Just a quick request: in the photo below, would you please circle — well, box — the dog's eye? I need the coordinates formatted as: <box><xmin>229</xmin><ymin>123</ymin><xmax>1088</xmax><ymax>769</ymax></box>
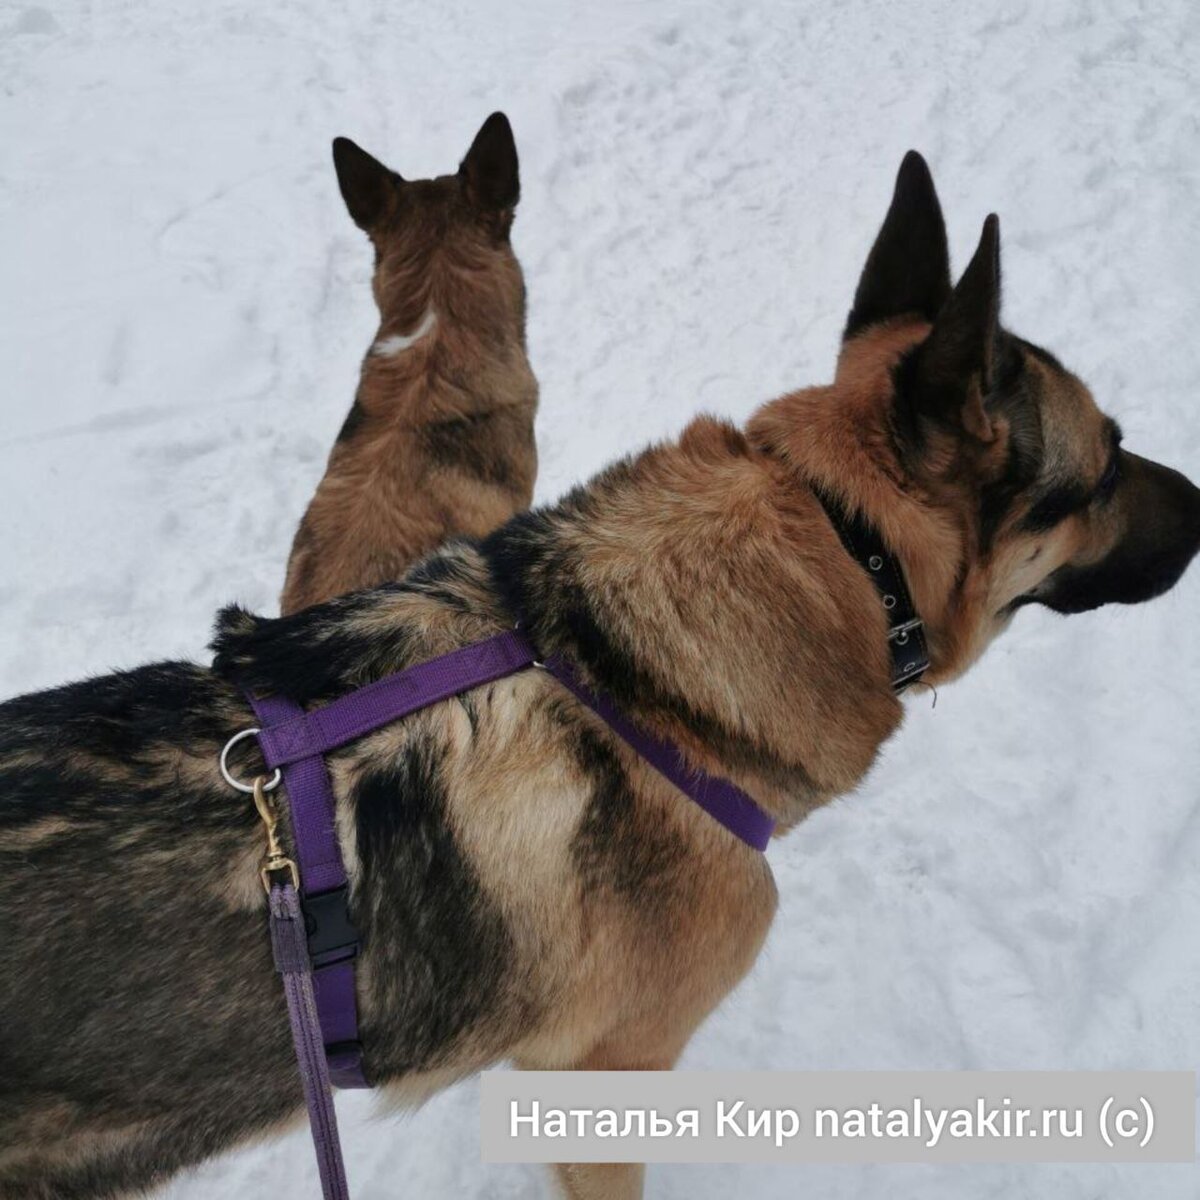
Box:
<box><xmin>1095</xmin><ymin>455</ymin><xmax>1120</xmax><ymax>502</ymax></box>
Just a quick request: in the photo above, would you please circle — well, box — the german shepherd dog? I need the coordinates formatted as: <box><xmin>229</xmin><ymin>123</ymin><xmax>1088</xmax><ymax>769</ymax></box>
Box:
<box><xmin>1</xmin><ymin>154</ymin><xmax>1197</xmax><ymax>1200</ymax></box>
<box><xmin>280</xmin><ymin>112</ymin><xmax>538</xmax><ymax>615</ymax></box>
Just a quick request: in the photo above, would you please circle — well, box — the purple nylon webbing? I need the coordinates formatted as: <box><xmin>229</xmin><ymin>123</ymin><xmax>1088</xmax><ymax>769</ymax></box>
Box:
<box><xmin>257</xmin><ymin>631</ymin><xmax>537</xmax><ymax>768</ymax></box>
<box><xmin>249</xmin><ymin>690</ymin><xmax>347</xmax><ymax>895</ymax></box>
<box><xmin>247</xmin><ymin>688</ymin><xmax>368</xmax><ymax>1091</ymax></box>
<box><xmin>542</xmin><ymin>655</ymin><xmax>777</xmax><ymax>853</ymax></box>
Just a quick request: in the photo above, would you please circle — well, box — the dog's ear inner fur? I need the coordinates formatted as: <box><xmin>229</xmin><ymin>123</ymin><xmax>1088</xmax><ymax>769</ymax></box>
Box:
<box><xmin>898</xmin><ymin>214</ymin><xmax>1003</xmax><ymax>444</ymax></box>
<box><xmin>332</xmin><ymin>137</ymin><xmax>399</xmax><ymax>232</ymax></box>
<box><xmin>844</xmin><ymin>150</ymin><xmax>952</xmax><ymax>340</ymax></box>
<box><xmin>459</xmin><ymin>112</ymin><xmax>519</xmax><ymax>212</ymax></box>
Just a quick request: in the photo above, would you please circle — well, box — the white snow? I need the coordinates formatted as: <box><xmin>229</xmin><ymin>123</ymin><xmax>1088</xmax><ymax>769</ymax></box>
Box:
<box><xmin>1</xmin><ymin>1</ymin><xmax>1198</xmax><ymax>1197</ymax></box>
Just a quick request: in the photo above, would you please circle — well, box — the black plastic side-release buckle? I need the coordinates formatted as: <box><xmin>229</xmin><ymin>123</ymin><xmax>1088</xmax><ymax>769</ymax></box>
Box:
<box><xmin>301</xmin><ymin>884</ymin><xmax>360</xmax><ymax>964</ymax></box>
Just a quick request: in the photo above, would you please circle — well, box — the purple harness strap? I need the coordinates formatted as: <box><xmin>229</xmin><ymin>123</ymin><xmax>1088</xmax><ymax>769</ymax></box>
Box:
<box><xmin>542</xmin><ymin>653</ymin><xmax>776</xmax><ymax>852</ymax></box>
<box><xmin>251</xmin><ymin>630</ymin><xmax>774</xmax><ymax>851</ymax></box>
<box><xmin>241</xmin><ymin>628</ymin><xmax>774</xmax><ymax>1197</ymax></box>
<box><xmin>247</xmin><ymin>687</ymin><xmax>369</xmax><ymax>1091</ymax></box>
<box><xmin>255</xmin><ymin>631</ymin><xmax>538</xmax><ymax>768</ymax></box>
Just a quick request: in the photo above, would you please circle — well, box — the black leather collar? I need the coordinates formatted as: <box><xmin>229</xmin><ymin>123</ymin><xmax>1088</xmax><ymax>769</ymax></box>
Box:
<box><xmin>813</xmin><ymin>490</ymin><xmax>930</xmax><ymax>691</ymax></box>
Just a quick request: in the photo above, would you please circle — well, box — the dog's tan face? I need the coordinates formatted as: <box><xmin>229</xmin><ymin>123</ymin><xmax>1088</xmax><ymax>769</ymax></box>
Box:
<box><xmin>331</xmin><ymin>112</ymin><xmax>523</xmax><ymax>323</ymax></box>
<box><xmin>758</xmin><ymin>153</ymin><xmax>1200</xmax><ymax>680</ymax></box>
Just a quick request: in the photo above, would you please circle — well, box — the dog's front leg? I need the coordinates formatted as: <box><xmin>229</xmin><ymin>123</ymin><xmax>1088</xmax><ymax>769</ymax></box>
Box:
<box><xmin>551</xmin><ymin>1160</ymin><xmax>645</xmax><ymax>1200</ymax></box>
<box><xmin>519</xmin><ymin>1029</ymin><xmax>694</xmax><ymax>1200</ymax></box>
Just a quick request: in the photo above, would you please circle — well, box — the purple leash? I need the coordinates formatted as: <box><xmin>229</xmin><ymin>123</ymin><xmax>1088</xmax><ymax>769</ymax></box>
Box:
<box><xmin>223</xmin><ymin>628</ymin><xmax>775</xmax><ymax>1199</ymax></box>
<box><xmin>268</xmin><ymin>882</ymin><xmax>350</xmax><ymax>1200</ymax></box>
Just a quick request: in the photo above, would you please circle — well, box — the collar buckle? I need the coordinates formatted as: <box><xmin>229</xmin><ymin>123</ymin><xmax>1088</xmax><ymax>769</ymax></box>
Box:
<box><xmin>888</xmin><ymin>616</ymin><xmax>924</xmax><ymax>645</ymax></box>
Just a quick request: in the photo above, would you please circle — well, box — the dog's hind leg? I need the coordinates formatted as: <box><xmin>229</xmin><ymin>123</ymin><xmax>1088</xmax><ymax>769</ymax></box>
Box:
<box><xmin>553</xmin><ymin>1161</ymin><xmax>645</xmax><ymax>1200</ymax></box>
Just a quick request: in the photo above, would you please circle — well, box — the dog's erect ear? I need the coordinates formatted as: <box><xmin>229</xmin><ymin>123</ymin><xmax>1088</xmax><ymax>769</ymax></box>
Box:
<box><xmin>845</xmin><ymin>151</ymin><xmax>952</xmax><ymax>341</ymax></box>
<box><xmin>903</xmin><ymin>214</ymin><xmax>1002</xmax><ymax>442</ymax></box>
<box><xmin>460</xmin><ymin>112</ymin><xmax>519</xmax><ymax>212</ymax></box>
<box><xmin>332</xmin><ymin>137</ymin><xmax>399</xmax><ymax>232</ymax></box>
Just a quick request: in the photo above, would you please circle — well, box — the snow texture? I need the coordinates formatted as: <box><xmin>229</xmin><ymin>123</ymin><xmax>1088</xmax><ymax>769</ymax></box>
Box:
<box><xmin>2</xmin><ymin>1</ymin><xmax>1198</xmax><ymax>1197</ymax></box>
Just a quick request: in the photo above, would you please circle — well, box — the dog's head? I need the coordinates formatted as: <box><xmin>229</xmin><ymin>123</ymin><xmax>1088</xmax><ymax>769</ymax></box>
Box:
<box><xmin>752</xmin><ymin>152</ymin><xmax>1199</xmax><ymax>678</ymax></box>
<box><xmin>331</xmin><ymin>112</ymin><xmax>524</xmax><ymax>325</ymax></box>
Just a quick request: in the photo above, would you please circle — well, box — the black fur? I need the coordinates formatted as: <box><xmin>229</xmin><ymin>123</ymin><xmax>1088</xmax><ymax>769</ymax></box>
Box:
<box><xmin>332</xmin><ymin>136</ymin><xmax>399</xmax><ymax>232</ymax></box>
<box><xmin>420</xmin><ymin>409</ymin><xmax>521</xmax><ymax>489</ymax></box>
<box><xmin>0</xmin><ymin>664</ymin><xmax>300</xmax><ymax>1199</ymax></box>
<box><xmin>212</xmin><ymin>587</ymin><xmax>424</xmax><ymax>703</ymax></box>
<box><xmin>973</xmin><ymin>338</ymin><xmax>1048</xmax><ymax>548</ymax></box>
<box><xmin>0</xmin><ymin>569</ymin><xmax>534</xmax><ymax>1197</ymax></box>
<box><xmin>902</xmin><ymin>214</ymin><xmax>1002</xmax><ymax>429</ymax></box>
<box><xmin>569</xmin><ymin>721</ymin><xmax>691</xmax><ymax>908</ymax></box>
<box><xmin>459</xmin><ymin>112</ymin><xmax>519</xmax><ymax>213</ymax></box>
<box><xmin>1034</xmin><ymin>452</ymin><xmax>1200</xmax><ymax>612</ymax></box>
<box><xmin>844</xmin><ymin>150</ymin><xmax>952</xmax><ymax>341</ymax></box>
<box><xmin>1022</xmin><ymin>479</ymin><xmax>1092</xmax><ymax>533</ymax></box>
<box><xmin>352</xmin><ymin>739</ymin><xmax>527</xmax><ymax>1075</ymax></box>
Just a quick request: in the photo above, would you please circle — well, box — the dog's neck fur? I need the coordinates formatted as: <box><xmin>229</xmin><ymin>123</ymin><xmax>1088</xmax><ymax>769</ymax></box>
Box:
<box><xmin>357</xmin><ymin>240</ymin><xmax>532</xmax><ymax>427</ymax></box>
<box><xmin>371</xmin><ymin>306</ymin><xmax>438</xmax><ymax>357</ymax></box>
<box><xmin>748</xmin><ymin>321</ymin><xmax>1006</xmax><ymax>679</ymax></box>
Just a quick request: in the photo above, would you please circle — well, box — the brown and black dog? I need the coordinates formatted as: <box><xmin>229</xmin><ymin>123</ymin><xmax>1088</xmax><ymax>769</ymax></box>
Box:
<box><xmin>1</xmin><ymin>154</ymin><xmax>1197</xmax><ymax>1200</ymax></box>
<box><xmin>280</xmin><ymin>112</ymin><xmax>538</xmax><ymax>614</ymax></box>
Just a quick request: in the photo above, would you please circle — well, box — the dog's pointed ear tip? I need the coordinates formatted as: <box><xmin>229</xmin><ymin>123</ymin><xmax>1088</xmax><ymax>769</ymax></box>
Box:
<box><xmin>896</xmin><ymin>149</ymin><xmax>933</xmax><ymax>187</ymax></box>
<box><xmin>331</xmin><ymin>136</ymin><xmax>368</xmax><ymax>169</ymax></box>
<box><xmin>979</xmin><ymin>213</ymin><xmax>1002</xmax><ymax>259</ymax></box>
<box><xmin>471</xmin><ymin>111</ymin><xmax>515</xmax><ymax>146</ymax></box>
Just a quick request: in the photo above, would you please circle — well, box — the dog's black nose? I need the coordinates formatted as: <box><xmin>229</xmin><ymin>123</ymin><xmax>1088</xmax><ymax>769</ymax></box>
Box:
<box><xmin>1138</xmin><ymin>458</ymin><xmax>1200</xmax><ymax>594</ymax></box>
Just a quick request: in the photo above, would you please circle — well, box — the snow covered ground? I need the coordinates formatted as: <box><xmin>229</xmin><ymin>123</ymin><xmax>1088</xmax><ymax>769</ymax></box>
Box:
<box><xmin>2</xmin><ymin>0</ymin><xmax>1198</xmax><ymax>1196</ymax></box>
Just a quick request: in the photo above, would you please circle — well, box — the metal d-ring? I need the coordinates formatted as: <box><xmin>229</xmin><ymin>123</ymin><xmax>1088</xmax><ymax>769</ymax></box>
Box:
<box><xmin>220</xmin><ymin>728</ymin><xmax>281</xmax><ymax>795</ymax></box>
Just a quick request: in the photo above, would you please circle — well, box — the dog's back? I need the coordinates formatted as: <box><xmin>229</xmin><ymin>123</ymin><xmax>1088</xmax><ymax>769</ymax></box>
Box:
<box><xmin>280</xmin><ymin>114</ymin><xmax>538</xmax><ymax>615</ymax></box>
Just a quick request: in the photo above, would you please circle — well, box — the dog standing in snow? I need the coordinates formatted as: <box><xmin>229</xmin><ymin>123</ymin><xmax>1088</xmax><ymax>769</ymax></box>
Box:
<box><xmin>0</xmin><ymin>155</ymin><xmax>1197</xmax><ymax>1200</ymax></box>
<box><xmin>280</xmin><ymin>113</ymin><xmax>538</xmax><ymax>614</ymax></box>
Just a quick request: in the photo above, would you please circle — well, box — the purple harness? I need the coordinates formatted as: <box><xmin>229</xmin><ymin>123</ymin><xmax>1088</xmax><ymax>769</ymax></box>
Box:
<box><xmin>227</xmin><ymin>629</ymin><xmax>775</xmax><ymax>1196</ymax></box>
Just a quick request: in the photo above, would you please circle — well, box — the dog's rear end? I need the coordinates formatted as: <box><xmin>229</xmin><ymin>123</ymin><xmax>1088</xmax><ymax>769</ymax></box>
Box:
<box><xmin>280</xmin><ymin>113</ymin><xmax>538</xmax><ymax>614</ymax></box>
<box><xmin>0</xmin><ymin>664</ymin><xmax>304</xmax><ymax>1199</ymax></box>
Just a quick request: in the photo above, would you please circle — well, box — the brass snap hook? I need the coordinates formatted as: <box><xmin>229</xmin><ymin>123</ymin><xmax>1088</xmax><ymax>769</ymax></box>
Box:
<box><xmin>253</xmin><ymin>775</ymin><xmax>299</xmax><ymax>894</ymax></box>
